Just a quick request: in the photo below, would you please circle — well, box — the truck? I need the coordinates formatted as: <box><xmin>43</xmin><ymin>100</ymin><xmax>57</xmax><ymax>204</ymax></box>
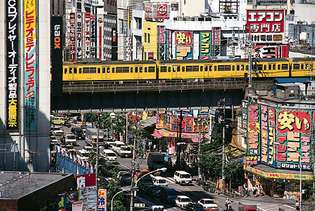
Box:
<box><xmin>85</xmin><ymin>127</ymin><xmax>105</xmax><ymax>146</ymax></box>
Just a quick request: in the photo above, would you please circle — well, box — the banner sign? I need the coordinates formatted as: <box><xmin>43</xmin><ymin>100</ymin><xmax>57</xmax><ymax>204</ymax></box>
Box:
<box><xmin>158</xmin><ymin>26</ymin><xmax>166</xmax><ymax>60</ymax></box>
<box><xmin>51</xmin><ymin>16</ymin><xmax>63</xmax><ymax>96</ymax></box>
<box><xmin>156</xmin><ymin>3</ymin><xmax>169</xmax><ymax>20</ymax></box>
<box><xmin>253</xmin><ymin>44</ymin><xmax>288</xmax><ymax>58</ymax></box>
<box><xmin>275</xmin><ymin>110</ymin><xmax>312</xmax><ymax>170</ymax></box>
<box><xmin>84</xmin><ymin>12</ymin><xmax>91</xmax><ymax>58</ymax></box>
<box><xmin>246</xmin><ymin>104</ymin><xmax>260</xmax><ymax>165</ymax></box>
<box><xmin>175</xmin><ymin>31</ymin><xmax>193</xmax><ymax>60</ymax></box>
<box><xmin>76</xmin><ymin>12</ymin><xmax>82</xmax><ymax>60</ymax></box>
<box><xmin>212</xmin><ymin>27</ymin><xmax>221</xmax><ymax>56</ymax></box>
<box><xmin>6</xmin><ymin>0</ymin><xmax>19</xmax><ymax>130</ymax></box>
<box><xmin>199</xmin><ymin>32</ymin><xmax>212</xmax><ymax>60</ymax></box>
<box><xmin>69</xmin><ymin>12</ymin><xmax>76</xmax><ymax>61</ymax></box>
<box><xmin>246</xmin><ymin>10</ymin><xmax>285</xmax><ymax>33</ymax></box>
<box><xmin>267</xmin><ymin>107</ymin><xmax>276</xmax><ymax>166</ymax></box>
<box><xmin>91</xmin><ymin>14</ymin><xmax>96</xmax><ymax>58</ymax></box>
<box><xmin>98</xmin><ymin>189</ymin><xmax>107</xmax><ymax>211</ymax></box>
<box><xmin>260</xmin><ymin>105</ymin><xmax>268</xmax><ymax>163</ymax></box>
<box><xmin>24</xmin><ymin>0</ymin><xmax>37</xmax><ymax>132</ymax></box>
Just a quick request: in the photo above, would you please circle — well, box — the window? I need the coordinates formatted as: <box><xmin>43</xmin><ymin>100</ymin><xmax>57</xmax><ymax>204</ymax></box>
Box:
<box><xmin>64</xmin><ymin>68</ymin><xmax>68</xmax><ymax>74</ymax></box>
<box><xmin>282</xmin><ymin>64</ymin><xmax>288</xmax><ymax>70</ymax></box>
<box><xmin>255</xmin><ymin>64</ymin><xmax>263</xmax><ymax>71</ymax></box>
<box><xmin>200</xmin><ymin>66</ymin><xmax>203</xmax><ymax>71</ymax></box>
<box><xmin>145</xmin><ymin>67</ymin><xmax>147</xmax><ymax>72</ymax></box>
<box><xmin>236</xmin><ymin>65</ymin><xmax>240</xmax><ymax>71</ymax></box>
<box><xmin>74</xmin><ymin>67</ymin><xmax>77</xmax><ymax>73</ymax></box>
<box><xmin>186</xmin><ymin>66</ymin><xmax>193</xmax><ymax>72</ymax></box>
<box><xmin>273</xmin><ymin>64</ymin><xmax>276</xmax><ymax>70</ymax></box>
<box><xmin>218</xmin><ymin>65</ymin><xmax>231</xmax><ymax>71</ymax></box>
<box><xmin>148</xmin><ymin>34</ymin><xmax>151</xmax><ymax>43</ymax></box>
<box><xmin>83</xmin><ymin>67</ymin><xmax>96</xmax><ymax>73</ymax></box>
<box><xmin>111</xmin><ymin>67</ymin><xmax>115</xmax><ymax>73</ymax></box>
<box><xmin>148</xmin><ymin>67</ymin><xmax>155</xmax><ymax>72</ymax></box>
<box><xmin>107</xmin><ymin>67</ymin><xmax>110</xmax><ymax>73</ymax></box>
<box><xmin>135</xmin><ymin>17</ymin><xmax>142</xmax><ymax>30</ymax></box>
<box><xmin>293</xmin><ymin>64</ymin><xmax>300</xmax><ymax>69</ymax></box>
<box><xmin>144</xmin><ymin>33</ymin><xmax>147</xmax><ymax>43</ymax></box>
<box><xmin>168</xmin><ymin>66</ymin><xmax>171</xmax><ymax>72</ymax></box>
<box><xmin>139</xmin><ymin>67</ymin><xmax>143</xmax><ymax>73</ymax></box>
<box><xmin>116</xmin><ymin>67</ymin><xmax>130</xmax><ymax>73</ymax></box>
<box><xmin>301</xmin><ymin>64</ymin><xmax>304</xmax><ymax>70</ymax></box>
<box><xmin>205</xmin><ymin>66</ymin><xmax>208</xmax><ymax>71</ymax></box>
<box><xmin>193</xmin><ymin>66</ymin><xmax>199</xmax><ymax>71</ymax></box>
<box><xmin>102</xmin><ymin>67</ymin><xmax>106</xmax><ymax>73</ymax></box>
<box><xmin>269</xmin><ymin>64</ymin><xmax>272</xmax><ymax>70</ymax></box>
<box><xmin>119</xmin><ymin>19</ymin><xmax>124</xmax><ymax>34</ymax></box>
<box><xmin>130</xmin><ymin>67</ymin><xmax>133</xmax><ymax>73</ymax></box>
<box><xmin>161</xmin><ymin>66</ymin><xmax>167</xmax><ymax>72</ymax></box>
<box><xmin>182</xmin><ymin>66</ymin><xmax>185</xmax><ymax>72</ymax></box>
<box><xmin>278</xmin><ymin>64</ymin><xmax>281</xmax><ymax>70</ymax></box>
<box><xmin>177</xmin><ymin>66</ymin><xmax>180</xmax><ymax>72</ymax></box>
<box><xmin>98</xmin><ymin>68</ymin><xmax>101</xmax><ymax>73</ymax></box>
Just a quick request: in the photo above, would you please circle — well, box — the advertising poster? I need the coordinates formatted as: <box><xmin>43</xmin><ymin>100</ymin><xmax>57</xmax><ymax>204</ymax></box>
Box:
<box><xmin>241</xmin><ymin>100</ymin><xmax>248</xmax><ymax>130</ymax></box>
<box><xmin>212</xmin><ymin>27</ymin><xmax>221</xmax><ymax>56</ymax></box>
<box><xmin>158</xmin><ymin>26</ymin><xmax>166</xmax><ymax>60</ymax></box>
<box><xmin>6</xmin><ymin>0</ymin><xmax>19</xmax><ymax>130</ymax></box>
<box><xmin>144</xmin><ymin>3</ymin><xmax>153</xmax><ymax>20</ymax></box>
<box><xmin>246</xmin><ymin>10</ymin><xmax>285</xmax><ymax>34</ymax></box>
<box><xmin>276</xmin><ymin>109</ymin><xmax>312</xmax><ymax>170</ymax></box>
<box><xmin>76</xmin><ymin>12</ymin><xmax>82</xmax><ymax>60</ymax></box>
<box><xmin>260</xmin><ymin>105</ymin><xmax>268</xmax><ymax>163</ymax></box>
<box><xmin>24</xmin><ymin>0</ymin><xmax>37</xmax><ymax>132</ymax></box>
<box><xmin>175</xmin><ymin>31</ymin><xmax>193</xmax><ymax>60</ymax></box>
<box><xmin>51</xmin><ymin>16</ymin><xmax>63</xmax><ymax>96</ymax></box>
<box><xmin>199</xmin><ymin>32</ymin><xmax>212</xmax><ymax>60</ymax></box>
<box><xmin>253</xmin><ymin>44</ymin><xmax>288</xmax><ymax>58</ymax></box>
<box><xmin>69</xmin><ymin>12</ymin><xmax>76</xmax><ymax>61</ymax></box>
<box><xmin>247</xmin><ymin>104</ymin><xmax>260</xmax><ymax>165</ymax></box>
<box><xmin>267</xmin><ymin>107</ymin><xmax>276</xmax><ymax>166</ymax></box>
<box><xmin>155</xmin><ymin>3</ymin><xmax>169</xmax><ymax>20</ymax></box>
<box><xmin>98</xmin><ymin>189</ymin><xmax>107</xmax><ymax>211</ymax></box>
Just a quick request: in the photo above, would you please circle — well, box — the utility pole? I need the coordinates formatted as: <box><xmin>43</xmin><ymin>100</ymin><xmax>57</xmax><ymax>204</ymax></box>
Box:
<box><xmin>248</xmin><ymin>41</ymin><xmax>253</xmax><ymax>90</ymax></box>
<box><xmin>221</xmin><ymin>98</ymin><xmax>226</xmax><ymax>181</ymax></box>
<box><xmin>95</xmin><ymin>114</ymin><xmax>100</xmax><ymax>211</ymax></box>
<box><xmin>130</xmin><ymin>122</ymin><xmax>138</xmax><ymax>211</ymax></box>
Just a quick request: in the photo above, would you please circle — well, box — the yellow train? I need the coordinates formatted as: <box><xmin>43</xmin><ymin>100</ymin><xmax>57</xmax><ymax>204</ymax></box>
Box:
<box><xmin>62</xmin><ymin>58</ymin><xmax>315</xmax><ymax>81</ymax></box>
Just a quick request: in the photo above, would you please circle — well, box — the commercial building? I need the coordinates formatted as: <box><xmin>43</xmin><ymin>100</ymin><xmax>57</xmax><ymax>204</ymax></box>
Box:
<box><xmin>0</xmin><ymin>0</ymin><xmax>51</xmax><ymax>171</ymax></box>
<box><xmin>104</xmin><ymin>0</ymin><xmax>118</xmax><ymax>61</ymax></box>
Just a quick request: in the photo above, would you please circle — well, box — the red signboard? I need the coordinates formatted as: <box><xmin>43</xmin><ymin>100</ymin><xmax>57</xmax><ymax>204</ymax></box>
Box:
<box><xmin>76</xmin><ymin>173</ymin><xmax>96</xmax><ymax>189</ymax></box>
<box><xmin>159</xmin><ymin>26</ymin><xmax>165</xmax><ymax>44</ymax></box>
<box><xmin>253</xmin><ymin>44</ymin><xmax>288</xmax><ymax>58</ymax></box>
<box><xmin>246</xmin><ymin>9</ymin><xmax>285</xmax><ymax>33</ymax></box>
<box><xmin>277</xmin><ymin>110</ymin><xmax>311</xmax><ymax>134</ymax></box>
<box><xmin>175</xmin><ymin>31</ymin><xmax>192</xmax><ymax>46</ymax></box>
<box><xmin>156</xmin><ymin>3</ymin><xmax>169</xmax><ymax>20</ymax></box>
<box><xmin>212</xmin><ymin>27</ymin><xmax>221</xmax><ymax>46</ymax></box>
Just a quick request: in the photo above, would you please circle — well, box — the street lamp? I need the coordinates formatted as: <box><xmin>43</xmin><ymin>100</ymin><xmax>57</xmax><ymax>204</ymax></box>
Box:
<box><xmin>95</xmin><ymin>113</ymin><xmax>101</xmax><ymax>211</ymax></box>
<box><xmin>130</xmin><ymin>167</ymin><xmax>167</xmax><ymax>211</ymax></box>
<box><xmin>110</xmin><ymin>112</ymin><xmax>116</xmax><ymax>139</ymax></box>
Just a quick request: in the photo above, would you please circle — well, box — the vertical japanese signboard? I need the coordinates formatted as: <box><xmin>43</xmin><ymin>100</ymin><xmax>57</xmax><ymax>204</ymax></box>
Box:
<box><xmin>69</xmin><ymin>12</ymin><xmax>76</xmax><ymax>61</ymax></box>
<box><xmin>276</xmin><ymin>110</ymin><xmax>312</xmax><ymax>170</ymax></box>
<box><xmin>84</xmin><ymin>12</ymin><xmax>91</xmax><ymax>58</ymax></box>
<box><xmin>158</xmin><ymin>26</ymin><xmax>166</xmax><ymax>60</ymax></box>
<box><xmin>6</xmin><ymin>0</ymin><xmax>19</xmax><ymax>130</ymax></box>
<box><xmin>51</xmin><ymin>16</ymin><xmax>63</xmax><ymax>96</ymax></box>
<box><xmin>91</xmin><ymin>14</ymin><xmax>96</xmax><ymax>58</ymax></box>
<box><xmin>24</xmin><ymin>0</ymin><xmax>37</xmax><ymax>132</ymax></box>
<box><xmin>76</xmin><ymin>12</ymin><xmax>82</xmax><ymax>60</ymax></box>
<box><xmin>267</xmin><ymin>107</ymin><xmax>276</xmax><ymax>166</ymax></box>
<box><xmin>175</xmin><ymin>31</ymin><xmax>193</xmax><ymax>60</ymax></box>
<box><xmin>98</xmin><ymin>189</ymin><xmax>107</xmax><ymax>211</ymax></box>
<box><xmin>246</xmin><ymin>104</ymin><xmax>260</xmax><ymax>165</ymax></box>
<box><xmin>260</xmin><ymin>105</ymin><xmax>268</xmax><ymax>163</ymax></box>
<box><xmin>199</xmin><ymin>32</ymin><xmax>212</xmax><ymax>60</ymax></box>
<box><xmin>212</xmin><ymin>27</ymin><xmax>221</xmax><ymax>56</ymax></box>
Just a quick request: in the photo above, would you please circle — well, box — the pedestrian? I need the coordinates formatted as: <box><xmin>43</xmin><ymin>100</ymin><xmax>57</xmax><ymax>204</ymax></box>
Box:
<box><xmin>225</xmin><ymin>198</ymin><xmax>231</xmax><ymax>211</ymax></box>
<box><xmin>295</xmin><ymin>200</ymin><xmax>300</xmax><ymax>211</ymax></box>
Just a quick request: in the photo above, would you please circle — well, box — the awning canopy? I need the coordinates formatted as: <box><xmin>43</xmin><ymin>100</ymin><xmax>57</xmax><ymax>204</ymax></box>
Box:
<box><xmin>244</xmin><ymin>164</ymin><xmax>314</xmax><ymax>181</ymax></box>
<box><xmin>151</xmin><ymin>129</ymin><xmax>209</xmax><ymax>143</ymax></box>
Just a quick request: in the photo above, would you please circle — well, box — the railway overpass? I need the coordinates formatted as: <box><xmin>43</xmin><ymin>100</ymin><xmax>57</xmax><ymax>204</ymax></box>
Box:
<box><xmin>52</xmin><ymin>78</ymin><xmax>274</xmax><ymax>111</ymax></box>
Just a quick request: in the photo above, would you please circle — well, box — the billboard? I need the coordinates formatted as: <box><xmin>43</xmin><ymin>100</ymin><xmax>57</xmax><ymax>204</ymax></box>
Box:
<box><xmin>260</xmin><ymin>105</ymin><xmax>268</xmax><ymax>163</ymax></box>
<box><xmin>6</xmin><ymin>0</ymin><xmax>19</xmax><ymax>130</ymax></box>
<box><xmin>84</xmin><ymin>12</ymin><xmax>91</xmax><ymax>58</ymax></box>
<box><xmin>97</xmin><ymin>14</ymin><xmax>104</xmax><ymax>60</ymax></box>
<box><xmin>253</xmin><ymin>44</ymin><xmax>288</xmax><ymax>58</ymax></box>
<box><xmin>255</xmin><ymin>0</ymin><xmax>287</xmax><ymax>6</ymax></box>
<box><xmin>246</xmin><ymin>10</ymin><xmax>285</xmax><ymax>34</ymax></box>
<box><xmin>156</xmin><ymin>3</ymin><xmax>169</xmax><ymax>20</ymax></box>
<box><xmin>275</xmin><ymin>110</ymin><xmax>312</xmax><ymax>170</ymax></box>
<box><xmin>175</xmin><ymin>31</ymin><xmax>193</xmax><ymax>60</ymax></box>
<box><xmin>76</xmin><ymin>12</ymin><xmax>83</xmax><ymax>60</ymax></box>
<box><xmin>199</xmin><ymin>32</ymin><xmax>212</xmax><ymax>60</ymax></box>
<box><xmin>51</xmin><ymin>16</ymin><xmax>63</xmax><ymax>96</ymax></box>
<box><xmin>24</xmin><ymin>0</ymin><xmax>37</xmax><ymax>132</ymax></box>
<box><xmin>247</xmin><ymin>104</ymin><xmax>260</xmax><ymax>165</ymax></box>
<box><xmin>158</xmin><ymin>26</ymin><xmax>166</xmax><ymax>60</ymax></box>
<box><xmin>250</xmin><ymin>33</ymin><xmax>283</xmax><ymax>43</ymax></box>
<box><xmin>267</xmin><ymin>107</ymin><xmax>276</xmax><ymax>166</ymax></box>
<box><xmin>212</xmin><ymin>27</ymin><xmax>221</xmax><ymax>56</ymax></box>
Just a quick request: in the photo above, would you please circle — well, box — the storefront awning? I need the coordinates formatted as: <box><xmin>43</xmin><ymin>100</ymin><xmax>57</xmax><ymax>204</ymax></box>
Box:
<box><xmin>244</xmin><ymin>164</ymin><xmax>314</xmax><ymax>181</ymax></box>
<box><xmin>151</xmin><ymin>129</ymin><xmax>209</xmax><ymax>143</ymax></box>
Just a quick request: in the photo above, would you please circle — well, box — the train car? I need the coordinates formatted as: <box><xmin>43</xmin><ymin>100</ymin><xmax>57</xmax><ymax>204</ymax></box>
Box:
<box><xmin>62</xmin><ymin>58</ymin><xmax>315</xmax><ymax>82</ymax></box>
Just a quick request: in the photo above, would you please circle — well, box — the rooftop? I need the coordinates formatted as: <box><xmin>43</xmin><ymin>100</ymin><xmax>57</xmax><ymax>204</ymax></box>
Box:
<box><xmin>0</xmin><ymin>171</ymin><xmax>73</xmax><ymax>199</ymax></box>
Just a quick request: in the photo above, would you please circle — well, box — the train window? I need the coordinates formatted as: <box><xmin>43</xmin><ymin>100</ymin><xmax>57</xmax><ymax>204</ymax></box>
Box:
<box><xmin>193</xmin><ymin>66</ymin><xmax>199</xmax><ymax>71</ymax></box>
<box><xmin>107</xmin><ymin>67</ymin><xmax>110</xmax><ymax>73</ymax></box>
<box><xmin>98</xmin><ymin>68</ymin><xmax>101</xmax><ymax>73</ymax></box>
<box><xmin>116</xmin><ymin>67</ymin><xmax>129</xmax><ymax>73</ymax></box>
<box><xmin>205</xmin><ymin>66</ymin><xmax>208</xmax><ymax>71</ymax></box>
<box><xmin>148</xmin><ymin>67</ymin><xmax>155</xmax><ymax>72</ymax></box>
<box><xmin>130</xmin><ymin>67</ymin><xmax>133</xmax><ymax>73</ymax></box>
<box><xmin>168</xmin><ymin>67</ymin><xmax>171</xmax><ymax>72</ymax></box>
<box><xmin>112</xmin><ymin>68</ymin><xmax>115</xmax><ymax>73</ymax></box>
<box><xmin>218</xmin><ymin>65</ymin><xmax>225</xmax><ymax>71</ymax></box>
<box><xmin>83</xmin><ymin>67</ymin><xmax>89</xmax><ymax>73</ymax></box>
<box><xmin>236</xmin><ymin>65</ymin><xmax>239</xmax><ymax>71</ymax></box>
<box><xmin>209</xmin><ymin>66</ymin><xmax>212</xmax><ymax>71</ymax></box>
<box><xmin>70</xmin><ymin>68</ymin><xmax>73</xmax><ymax>73</ymax></box>
<box><xmin>79</xmin><ymin>68</ymin><xmax>82</xmax><ymax>73</ymax></box>
<box><xmin>177</xmin><ymin>66</ymin><xmax>180</xmax><ymax>72</ymax></box>
<box><xmin>282</xmin><ymin>64</ymin><xmax>288</xmax><ymax>70</ymax></box>
<box><xmin>293</xmin><ymin>64</ymin><xmax>300</xmax><ymax>69</ymax></box>
<box><xmin>232</xmin><ymin>66</ymin><xmax>235</xmax><ymax>71</ymax></box>
<box><xmin>64</xmin><ymin>68</ymin><xmax>68</xmax><ymax>74</ymax></box>
<box><xmin>240</xmin><ymin>65</ymin><xmax>244</xmax><ymax>71</ymax></box>
<box><xmin>182</xmin><ymin>66</ymin><xmax>185</xmax><ymax>72</ymax></box>
<box><xmin>161</xmin><ymin>66</ymin><xmax>167</xmax><ymax>72</ymax></box>
<box><xmin>90</xmin><ymin>67</ymin><xmax>96</xmax><ymax>73</ymax></box>
<box><xmin>278</xmin><ymin>64</ymin><xmax>281</xmax><ymax>70</ymax></box>
<box><xmin>135</xmin><ymin>67</ymin><xmax>138</xmax><ymax>73</ymax></box>
<box><xmin>186</xmin><ymin>66</ymin><xmax>193</xmax><ymax>72</ymax></box>
<box><xmin>74</xmin><ymin>67</ymin><xmax>77</xmax><ymax>73</ymax></box>
<box><xmin>273</xmin><ymin>64</ymin><xmax>276</xmax><ymax>70</ymax></box>
<box><xmin>269</xmin><ymin>64</ymin><xmax>272</xmax><ymax>70</ymax></box>
<box><xmin>301</xmin><ymin>64</ymin><xmax>304</xmax><ymax>70</ymax></box>
<box><xmin>245</xmin><ymin>65</ymin><xmax>248</xmax><ymax>71</ymax></box>
<box><xmin>140</xmin><ymin>67</ymin><xmax>143</xmax><ymax>73</ymax></box>
<box><xmin>172</xmin><ymin>67</ymin><xmax>176</xmax><ymax>72</ymax></box>
<box><xmin>255</xmin><ymin>65</ymin><xmax>263</xmax><ymax>71</ymax></box>
<box><xmin>145</xmin><ymin>67</ymin><xmax>148</xmax><ymax>72</ymax></box>
<box><xmin>200</xmin><ymin>66</ymin><xmax>203</xmax><ymax>71</ymax></box>
<box><xmin>214</xmin><ymin>66</ymin><xmax>217</xmax><ymax>71</ymax></box>
<box><xmin>102</xmin><ymin>67</ymin><xmax>105</xmax><ymax>73</ymax></box>
<box><xmin>263</xmin><ymin>65</ymin><xmax>266</xmax><ymax>70</ymax></box>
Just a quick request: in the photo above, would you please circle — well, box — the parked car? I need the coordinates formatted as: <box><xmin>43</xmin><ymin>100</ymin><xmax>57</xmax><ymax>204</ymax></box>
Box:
<box><xmin>111</xmin><ymin>141</ymin><xmax>126</xmax><ymax>153</ymax></box>
<box><xmin>64</xmin><ymin>134</ymin><xmax>77</xmax><ymax>145</ymax></box>
<box><xmin>117</xmin><ymin>171</ymin><xmax>132</xmax><ymax>186</ymax></box>
<box><xmin>174</xmin><ymin>171</ymin><xmax>192</xmax><ymax>185</ymax></box>
<box><xmin>197</xmin><ymin>198</ymin><xmax>218</xmax><ymax>210</ymax></box>
<box><xmin>175</xmin><ymin>195</ymin><xmax>192</xmax><ymax>209</ymax></box>
<box><xmin>151</xmin><ymin>176</ymin><xmax>168</xmax><ymax>187</ymax></box>
<box><xmin>77</xmin><ymin>149</ymin><xmax>90</xmax><ymax>161</ymax></box>
<box><xmin>186</xmin><ymin>203</ymin><xmax>205</xmax><ymax>211</ymax></box>
<box><xmin>151</xmin><ymin>205</ymin><xmax>164</xmax><ymax>211</ymax></box>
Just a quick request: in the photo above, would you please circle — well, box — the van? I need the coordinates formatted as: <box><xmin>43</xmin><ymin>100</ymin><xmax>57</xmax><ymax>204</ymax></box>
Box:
<box><xmin>174</xmin><ymin>171</ymin><xmax>192</xmax><ymax>185</ymax></box>
<box><xmin>102</xmin><ymin>149</ymin><xmax>117</xmax><ymax>162</ymax></box>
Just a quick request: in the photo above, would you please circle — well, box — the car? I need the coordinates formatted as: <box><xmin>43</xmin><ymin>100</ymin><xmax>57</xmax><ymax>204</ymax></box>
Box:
<box><xmin>159</xmin><ymin>187</ymin><xmax>177</xmax><ymax>205</ymax></box>
<box><xmin>197</xmin><ymin>198</ymin><xmax>218</xmax><ymax>210</ymax></box>
<box><xmin>77</xmin><ymin>149</ymin><xmax>90</xmax><ymax>161</ymax></box>
<box><xmin>83</xmin><ymin>145</ymin><xmax>94</xmax><ymax>151</ymax></box>
<box><xmin>117</xmin><ymin>171</ymin><xmax>132</xmax><ymax>186</ymax></box>
<box><xmin>71</xmin><ymin>127</ymin><xmax>84</xmax><ymax>139</ymax></box>
<box><xmin>116</xmin><ymin>145</ymin><xmax>132</xmax><ymax>158</ymax></box>
<box><xmin>64</xmin><ymin>134</ymin><xmax>77</xmax><ymax>145</ymax></box>
<box><xmin>174</xmin><ymin>171</ymin><xmax>192</xmax><ymax>185</ymax></box>
<box><xmin>151</xmin><ymin>205</ymin><xmax>164</xmax><ymax>211</ymax></box>
<box><xmin>102</xmin><ymin>149</ymin><xmax>117</xmax><ymax>162</ymax></box>
<box><xmin>52</xmin><ymin>129</ymin><xmax>64</xmax><ymax>138</ymax></box>
<box><xmin>186</xmin><ymin>203</ymin><xmax>205</xmax><ymax>211</ymax></box>
<box><xmin>111</xmin><ymin>141</ymin><xmax>126</xmax><ymax>153</ymax></box>
<box><xmin>50</xmin><ymin>136</ymin><xmax>59</xmax><ymax>145</ymax></box>
<box><xmin>151</xmin><ymin>176</ymin><xmax>168</xmax><ymax>187</ymax></box>
<box><xmin>175</xmin><ymin>195</ymin><xmax>192</xmax><ymax>209</ymax></box>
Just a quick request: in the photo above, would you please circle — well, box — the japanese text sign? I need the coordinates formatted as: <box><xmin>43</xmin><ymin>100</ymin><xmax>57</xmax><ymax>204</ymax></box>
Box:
<box><xmin>277</xmin><ymin>111</ymin><xmax>311</xmax><ymax>134</ymax></box>
<box><xmin>156</xmin><ymin>3</ymin><xmax>169</xmax><ymax>20</ymax></box>
<box><xmin>6</xmin><ymin>0</ymin><xmax>19</xmax><ymax>130</ymax></box>
<box><xmin>199</xmin><ymin>32</ymin><xmax>212</xmax><ymax>60</ymax></box>
<box><xmin>175</xmin><ymin>31</ymin><xmax>192</xmax><ymax>46</ymax></box>
<box><xmin>212</xmin><ymin>27</ymin><xmax>221</xmax><ymax>46</ymax></box>
<box><xmin>246</xmin><ymin>9</ymin><xmax>285</xmax><ymax>33</ymax></box>
<box><xmin>98</xmin><ymin>189</ymin><xmax>107</xmax><ymax>211</ymax></box>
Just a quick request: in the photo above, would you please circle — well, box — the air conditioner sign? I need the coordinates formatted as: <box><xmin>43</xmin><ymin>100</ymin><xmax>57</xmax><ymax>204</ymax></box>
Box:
<box><xmin>246</xmin><ymin>10</ymin><xmax>285</xmax><ymax>33</ymax></box>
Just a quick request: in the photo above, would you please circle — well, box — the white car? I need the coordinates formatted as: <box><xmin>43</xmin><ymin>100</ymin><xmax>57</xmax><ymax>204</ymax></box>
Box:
<box><xmin>83</xmin><ymin>145</ymin><xmax>94</xmax><ymax>151</ymax></box>
<box><xmin>77</xmin><ymin>149</ymin><xmax>90</xmax><ymax>161</ymax></box>
<box><xmin>111</xmin><ymin>141</ymin><xmax>126</xmax><ymax>152</ymax></box>
<box><xmin>117</xmin><ymin>145</ymin><xmax>132</xmax><ymax>158</ymax></box>
<box><xmin>197</xmin><ymin>198</ymin><xmax>218</xmax><ymax>209</ymax></box>
<box><xmin>151</xmin><ymin>176</ymin><xmax>168</xmax><ymax>187</ymax></box>
<box><xmin>50</xmin><ymin>136</ymin><xmax>59</xmax><ymax>144</ymax></box>
<box><xmin>102</xmin><ymin>149</ymin><xmax>117</xmax><ymax>162</ymax></box>
<box><xmin>174</xmin><ymin>171</ymin><xmax>192</xmax><ymax>185</ymax></box>
<box><xmin>175</xmin><ymin>195</ymin><xmax>192</xmax><ymax>209</ymax></box>
<box><xmin>52</xmin><ymin>129</ymin><xmax>64</xmax><ymax>138</ymax></box>
<box><xmin>64</xmin><ymin>134</ymin><xmax>77</xmax><ymax>145</ymax></box>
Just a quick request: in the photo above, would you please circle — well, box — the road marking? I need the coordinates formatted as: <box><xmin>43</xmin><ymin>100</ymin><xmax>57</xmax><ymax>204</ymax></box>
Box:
<box><xmin>165</xmin><ymin>177</ymin><xmax>176</xmax><ymax>184</ymax></box>
<box><xmin>282</xmin><ymin>204</ymin><xmax>296</xmax><ymax>210</ymax></box>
